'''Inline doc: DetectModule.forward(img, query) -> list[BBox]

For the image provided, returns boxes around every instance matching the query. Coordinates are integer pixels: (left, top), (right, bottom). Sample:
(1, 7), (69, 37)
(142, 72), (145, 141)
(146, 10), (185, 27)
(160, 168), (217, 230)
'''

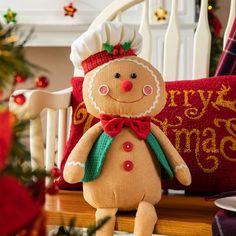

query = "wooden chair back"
(9, 0), (236, 176)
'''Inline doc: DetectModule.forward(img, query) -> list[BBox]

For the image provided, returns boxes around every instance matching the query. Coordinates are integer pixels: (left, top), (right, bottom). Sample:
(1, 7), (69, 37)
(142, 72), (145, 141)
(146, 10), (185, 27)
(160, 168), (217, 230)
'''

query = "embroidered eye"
(130, 73), (137, 79)
(114, 73), (121, 79)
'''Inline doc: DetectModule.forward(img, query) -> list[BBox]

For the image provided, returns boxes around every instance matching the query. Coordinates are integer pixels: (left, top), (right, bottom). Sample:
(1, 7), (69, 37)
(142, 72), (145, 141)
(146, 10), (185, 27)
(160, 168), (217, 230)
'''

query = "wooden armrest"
(9, 88), (72, 120)
(88, 0), (143, 30)
(46, 190), (217, 236)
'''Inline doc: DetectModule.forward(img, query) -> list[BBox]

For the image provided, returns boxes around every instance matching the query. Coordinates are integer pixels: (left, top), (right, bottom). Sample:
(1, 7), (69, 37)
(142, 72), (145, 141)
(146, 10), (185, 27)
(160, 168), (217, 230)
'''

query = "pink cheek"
(98, 84), (109, 95)
(143, 85), (153, 96)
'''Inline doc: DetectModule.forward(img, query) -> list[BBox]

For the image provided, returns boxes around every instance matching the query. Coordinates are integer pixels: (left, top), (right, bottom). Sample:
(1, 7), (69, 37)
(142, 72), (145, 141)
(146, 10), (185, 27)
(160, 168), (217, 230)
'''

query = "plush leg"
(134, 201), (157, 236)
(95, 208), (118, 236)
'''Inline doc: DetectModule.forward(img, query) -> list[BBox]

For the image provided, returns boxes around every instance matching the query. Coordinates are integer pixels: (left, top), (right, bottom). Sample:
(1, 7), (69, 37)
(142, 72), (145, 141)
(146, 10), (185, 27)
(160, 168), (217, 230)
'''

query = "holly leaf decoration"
(122, 42), (132, 52)
(102, 42), (114, 54)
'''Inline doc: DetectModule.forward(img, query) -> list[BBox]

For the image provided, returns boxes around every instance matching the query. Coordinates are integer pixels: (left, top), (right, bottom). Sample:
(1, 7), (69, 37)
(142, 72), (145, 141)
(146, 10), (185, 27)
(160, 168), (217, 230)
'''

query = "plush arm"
(63, 121), (103, 184)
(150, 123), (191, 186)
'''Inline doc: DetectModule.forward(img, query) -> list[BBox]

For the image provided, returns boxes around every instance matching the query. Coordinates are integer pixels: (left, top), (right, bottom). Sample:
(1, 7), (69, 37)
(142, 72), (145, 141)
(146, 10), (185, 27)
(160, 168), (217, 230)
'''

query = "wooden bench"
(46, 190), (217, 235)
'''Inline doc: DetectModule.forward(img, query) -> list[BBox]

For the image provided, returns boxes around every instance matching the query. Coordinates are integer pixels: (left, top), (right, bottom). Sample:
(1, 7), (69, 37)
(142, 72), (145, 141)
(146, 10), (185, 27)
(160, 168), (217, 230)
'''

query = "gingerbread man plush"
(64, 22), (191, 236)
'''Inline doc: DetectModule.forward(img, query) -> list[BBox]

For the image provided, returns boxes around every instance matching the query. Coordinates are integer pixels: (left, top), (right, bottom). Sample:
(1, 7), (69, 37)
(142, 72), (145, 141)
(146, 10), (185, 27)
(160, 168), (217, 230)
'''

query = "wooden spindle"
(88, 0), (143, 30)
(139, 0), (152, 62)
(45, 109), (57, 172)
(163, 0), (180, 81)
(30, 117), (44, 169)
(192, 0), (211, 79)
(224, 0), (236, 49)
(57, 109), (67, 167)
(67, 106), (72, 141)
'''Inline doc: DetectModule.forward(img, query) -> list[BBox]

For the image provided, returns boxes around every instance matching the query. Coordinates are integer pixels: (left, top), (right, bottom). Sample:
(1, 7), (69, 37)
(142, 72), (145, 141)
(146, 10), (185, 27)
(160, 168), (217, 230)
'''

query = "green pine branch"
(1, 119), (49, 186)
(0, 24), (45, 89)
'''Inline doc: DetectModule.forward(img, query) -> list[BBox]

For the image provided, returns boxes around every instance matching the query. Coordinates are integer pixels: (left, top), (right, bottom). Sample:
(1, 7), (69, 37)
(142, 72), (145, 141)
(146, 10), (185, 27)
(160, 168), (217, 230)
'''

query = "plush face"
(83, 56), (166, 118)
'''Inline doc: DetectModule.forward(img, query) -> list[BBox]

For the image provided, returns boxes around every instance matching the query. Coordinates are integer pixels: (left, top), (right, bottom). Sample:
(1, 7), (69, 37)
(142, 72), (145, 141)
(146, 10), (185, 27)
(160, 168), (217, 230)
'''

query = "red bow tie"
(100, 114), (151, 140)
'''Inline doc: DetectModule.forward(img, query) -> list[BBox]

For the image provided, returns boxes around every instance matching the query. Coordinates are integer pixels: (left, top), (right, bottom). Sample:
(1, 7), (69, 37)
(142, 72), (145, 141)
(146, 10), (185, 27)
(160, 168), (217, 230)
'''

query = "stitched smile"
(108, 94), (144, 103)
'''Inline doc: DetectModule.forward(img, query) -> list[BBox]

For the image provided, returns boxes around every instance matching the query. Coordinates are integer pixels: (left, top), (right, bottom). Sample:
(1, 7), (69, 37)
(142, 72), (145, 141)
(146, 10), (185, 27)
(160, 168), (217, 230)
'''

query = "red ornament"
(46, 182), (59, 195)
(51, 167), (61, 179)
(35, 76), (49, 88)
(64, 2), (77, 17)
(14, 94), (26, 105)
(14, 74), (26, 84)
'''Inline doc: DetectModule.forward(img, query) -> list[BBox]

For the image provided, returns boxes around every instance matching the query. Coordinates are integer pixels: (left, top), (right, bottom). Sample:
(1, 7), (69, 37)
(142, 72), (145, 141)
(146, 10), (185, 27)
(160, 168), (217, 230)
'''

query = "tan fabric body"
(83, 128), (162, 210)
(134, 201), (158, 236)
(64, 53), (191, 236)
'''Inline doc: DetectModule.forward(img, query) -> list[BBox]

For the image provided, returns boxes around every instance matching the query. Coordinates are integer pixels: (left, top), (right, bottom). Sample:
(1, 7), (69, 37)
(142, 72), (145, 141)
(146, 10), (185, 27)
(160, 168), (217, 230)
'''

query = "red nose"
(120, 80), (133, 92)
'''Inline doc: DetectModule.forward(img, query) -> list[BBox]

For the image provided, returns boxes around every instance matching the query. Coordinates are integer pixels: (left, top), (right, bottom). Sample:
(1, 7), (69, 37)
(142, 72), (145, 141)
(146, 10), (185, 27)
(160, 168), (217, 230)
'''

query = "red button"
(122, 142), (133, 152)
(123, 160), (134, 171)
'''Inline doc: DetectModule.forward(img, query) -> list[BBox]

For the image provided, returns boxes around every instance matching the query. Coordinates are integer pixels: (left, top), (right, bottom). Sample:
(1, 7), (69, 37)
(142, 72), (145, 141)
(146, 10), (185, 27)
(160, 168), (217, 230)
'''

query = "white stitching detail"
(65, 161), (85, 168)
(88, 58), (161, 118)
(174, 164), (188, 172)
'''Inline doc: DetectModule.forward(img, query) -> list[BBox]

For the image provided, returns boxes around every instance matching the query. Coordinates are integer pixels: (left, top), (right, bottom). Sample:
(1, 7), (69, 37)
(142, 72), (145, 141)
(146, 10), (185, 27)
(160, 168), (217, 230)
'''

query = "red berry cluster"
(35, 76), (49, 88)
(14, 74), (26, 83)
(112, 44), (125, 56)
(46, 167), (61, 195)
(13, 93), (26, 105)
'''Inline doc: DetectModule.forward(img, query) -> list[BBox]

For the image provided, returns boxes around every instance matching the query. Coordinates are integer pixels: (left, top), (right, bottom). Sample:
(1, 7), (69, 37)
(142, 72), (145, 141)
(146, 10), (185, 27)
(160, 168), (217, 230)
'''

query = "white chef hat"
(70, 21), (143, 74)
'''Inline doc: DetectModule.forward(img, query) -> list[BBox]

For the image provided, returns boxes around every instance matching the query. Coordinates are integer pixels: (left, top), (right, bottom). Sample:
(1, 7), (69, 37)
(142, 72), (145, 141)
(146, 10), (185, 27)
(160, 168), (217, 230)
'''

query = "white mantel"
(0, 0), (196, 80)
(18, 22), (195, 47)
(18, 23), (89, 47)
(0, 0), (195, 46)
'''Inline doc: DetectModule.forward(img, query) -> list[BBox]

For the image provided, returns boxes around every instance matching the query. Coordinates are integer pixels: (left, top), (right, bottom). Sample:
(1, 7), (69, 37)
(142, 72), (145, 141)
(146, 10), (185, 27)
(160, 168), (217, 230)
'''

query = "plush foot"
(134, 201), (157, 236)
(95, 207), (118, 236)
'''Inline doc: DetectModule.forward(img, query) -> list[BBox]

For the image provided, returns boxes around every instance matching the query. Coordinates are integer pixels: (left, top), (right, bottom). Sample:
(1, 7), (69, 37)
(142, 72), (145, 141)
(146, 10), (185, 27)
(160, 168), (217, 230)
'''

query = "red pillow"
(58, 75), (236, 194)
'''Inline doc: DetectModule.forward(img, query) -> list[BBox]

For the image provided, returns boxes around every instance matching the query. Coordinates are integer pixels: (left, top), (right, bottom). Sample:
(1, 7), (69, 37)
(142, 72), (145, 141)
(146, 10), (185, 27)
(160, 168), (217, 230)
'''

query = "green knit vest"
(81, 132), (174, 182)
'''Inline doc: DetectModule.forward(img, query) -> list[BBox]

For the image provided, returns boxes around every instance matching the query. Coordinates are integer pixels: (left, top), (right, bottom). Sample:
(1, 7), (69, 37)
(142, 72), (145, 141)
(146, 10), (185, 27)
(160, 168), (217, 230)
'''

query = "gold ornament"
(154, 6), (168, 21)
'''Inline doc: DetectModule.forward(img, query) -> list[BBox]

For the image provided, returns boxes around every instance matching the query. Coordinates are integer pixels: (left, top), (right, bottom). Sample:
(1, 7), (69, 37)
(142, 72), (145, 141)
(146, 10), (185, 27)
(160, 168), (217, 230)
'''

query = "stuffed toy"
(63, 22), (191, 236)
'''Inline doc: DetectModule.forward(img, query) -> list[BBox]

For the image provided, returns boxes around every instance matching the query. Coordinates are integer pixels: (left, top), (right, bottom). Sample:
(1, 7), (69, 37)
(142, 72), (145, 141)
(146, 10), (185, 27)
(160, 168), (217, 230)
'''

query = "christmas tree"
(0, 21), (108, 235)
(0, 21), (53, 235)
(0, 22), (51, 183)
